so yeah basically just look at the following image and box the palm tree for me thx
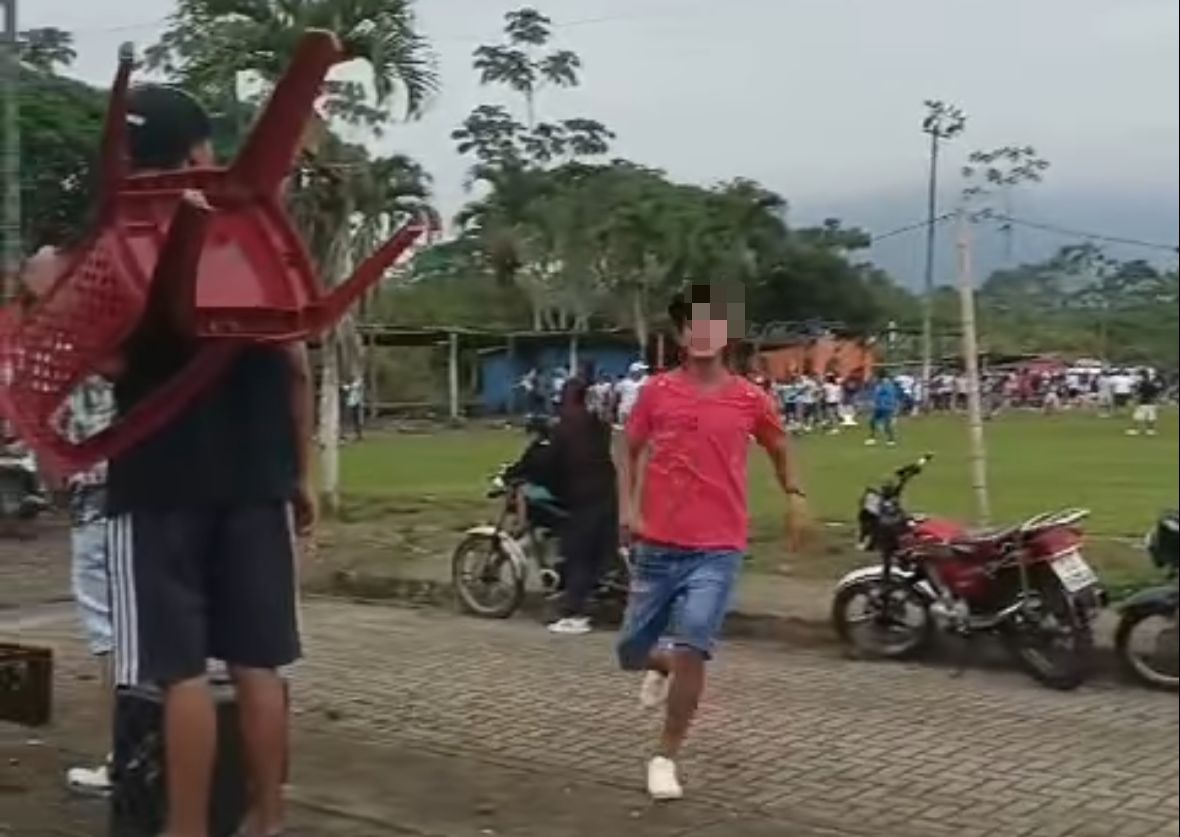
[147,0,439,513]
[147,0,438,128]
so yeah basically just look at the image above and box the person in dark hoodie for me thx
[545,378,618,635]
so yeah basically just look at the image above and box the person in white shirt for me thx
[1110,371,1134,411]
[796,375,818,431]
[614,362,648,428]
[954,374,969,411]
[1096,373,1114,417]
[342,376,365,440]
[821,375,843,433]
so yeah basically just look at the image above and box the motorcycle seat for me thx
[950,526,1018,552]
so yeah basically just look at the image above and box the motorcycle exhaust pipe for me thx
[538,568,560,592]
[968,600,1027,631]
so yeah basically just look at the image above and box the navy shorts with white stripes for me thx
[108,502,301,686]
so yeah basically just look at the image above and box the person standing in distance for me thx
[616,285,813,801]
[613,361,649,429]
[20,252,117,795]
[104,85,315,837]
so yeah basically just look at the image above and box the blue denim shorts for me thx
[616,542,742,669]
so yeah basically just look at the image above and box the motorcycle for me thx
[832,454,1104,690]
[1114,511,1178,690]
[451,464,630,619]
[0,436,49,530]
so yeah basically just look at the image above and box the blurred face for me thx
[685,303,730,359]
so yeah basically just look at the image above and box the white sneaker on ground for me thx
[646,756,683,801]
[638,670,670,709]
[66,760,112,797]
[1126,429,1140,436]
[886,440,897,447]
[864,438,877,446]
[547,616,591,635]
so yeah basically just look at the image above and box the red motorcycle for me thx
[832,454,1104,689]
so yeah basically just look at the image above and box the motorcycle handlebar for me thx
[884,452,935,497]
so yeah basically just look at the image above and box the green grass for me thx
[336,410,1177,585]
[342,411,1177,534]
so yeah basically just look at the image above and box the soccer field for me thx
[341,409,1178,539]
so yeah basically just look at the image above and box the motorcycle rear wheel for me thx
[1115,605,1179,691]
[451,533,525,619]
[1003,571,1093,690]
[831,576,934,659]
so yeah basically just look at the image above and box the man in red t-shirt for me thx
[618,286,813,800]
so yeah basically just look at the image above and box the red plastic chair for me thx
[0,31,428,476]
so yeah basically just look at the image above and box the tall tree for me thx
[0,28,103,252]
[148,0,439,514]
[19,26,76,73]
[962,144,1050,263]
[472,7,580,127]
[453,9,612,329]
[146,0,439,135]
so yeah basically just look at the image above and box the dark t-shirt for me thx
[107,341,298,513]
[550,410,617,508]
[1137,377,1162,406]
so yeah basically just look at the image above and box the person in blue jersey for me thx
[865,369,902,447]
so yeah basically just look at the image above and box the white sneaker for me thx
[864,438,877,446]
[638,670,670,709]
[1126,429,1139,436]
[886,440,897,447]
[66,760,112,797]
[646,756,683,800]
[547,616,591,635]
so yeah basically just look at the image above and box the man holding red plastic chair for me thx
[97,85,314,837]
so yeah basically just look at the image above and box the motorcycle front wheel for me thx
[1115,605,1179,691]
[451,533,525,619]
[831,576,934,659]
[1003,571,1093,690]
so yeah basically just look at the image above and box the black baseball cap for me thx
[125,84,213,170]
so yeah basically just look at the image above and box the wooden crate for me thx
[0,642,52,727]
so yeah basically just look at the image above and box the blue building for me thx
[477,333,641,414]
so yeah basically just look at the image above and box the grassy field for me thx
[335,410,1177,589]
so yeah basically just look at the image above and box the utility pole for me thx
[955,209,990,525]
[919,100,966,409]
[1,0,19,303]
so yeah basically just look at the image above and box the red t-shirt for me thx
[626,369,785,551]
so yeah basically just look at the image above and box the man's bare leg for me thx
[656,649,706,759]
[232,666,288,837]
[164,676,216,837]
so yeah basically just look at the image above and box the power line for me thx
[989,213,1177,254]
[54,16,167,35]
[870,213,954,244]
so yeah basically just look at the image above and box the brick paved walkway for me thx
[4,599,1178,837]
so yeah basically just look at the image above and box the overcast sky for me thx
[27,0,1180,280]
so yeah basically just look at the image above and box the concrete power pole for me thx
[954,209,990,525]
[1,0,19,303]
